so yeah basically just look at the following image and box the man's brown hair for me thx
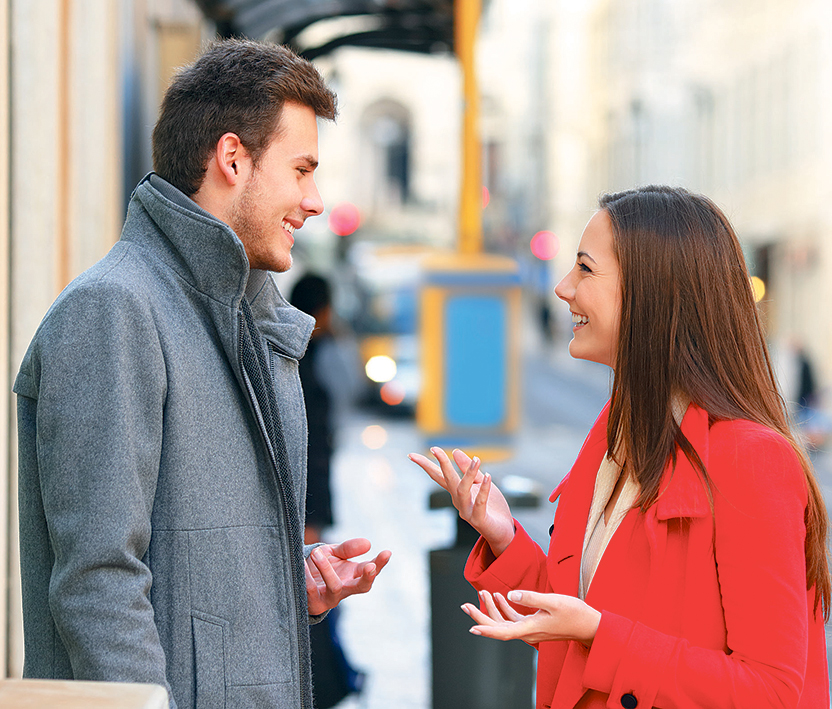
[152,39,337,196]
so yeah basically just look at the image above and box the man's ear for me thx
[214,132,251,186]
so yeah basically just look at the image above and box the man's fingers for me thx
[329,538,371,560]
[372,549,392,574]
[309,548,343,595]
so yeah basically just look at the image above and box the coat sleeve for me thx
[17,282,173,704]
[582,425,813,708]
[464,522,550,598]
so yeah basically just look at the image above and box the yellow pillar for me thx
[455,0,482,255]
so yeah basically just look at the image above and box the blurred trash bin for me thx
[428,475,541,709]
[0,679,168,708]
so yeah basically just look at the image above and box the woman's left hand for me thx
[461,590,602,646]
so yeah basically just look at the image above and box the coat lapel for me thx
[544,403,713,709]
[546,403,610,598]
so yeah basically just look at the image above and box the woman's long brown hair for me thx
[600,185,831,620]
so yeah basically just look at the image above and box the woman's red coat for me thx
[465,403,829,708]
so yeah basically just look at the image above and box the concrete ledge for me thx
[0,679,167,708]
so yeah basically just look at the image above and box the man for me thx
[14,39,390,709]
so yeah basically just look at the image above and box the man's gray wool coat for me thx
[14,174,320,708]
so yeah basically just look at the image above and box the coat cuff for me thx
[583,612,676,707]
[463,521,533,593]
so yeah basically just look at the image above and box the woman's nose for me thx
[554,272,573,302]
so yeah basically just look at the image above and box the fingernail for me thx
[473,456,480,466]
[469,628,482,635]
[508,591,521,602]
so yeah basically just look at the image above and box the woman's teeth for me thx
[572,313,588,325]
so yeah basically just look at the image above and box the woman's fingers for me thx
[493,592,525,622]
[471,470,492,523]
[505,590,547,611]
[460,602,495,626]
[456,455,481,504]
[430,447,463,494]
[407,453,449,490]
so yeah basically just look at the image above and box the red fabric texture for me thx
[464,402,829,708]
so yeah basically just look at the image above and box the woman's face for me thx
[554,210,622,368]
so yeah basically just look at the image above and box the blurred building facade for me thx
[0,0,207,677]
[546,0,832,401]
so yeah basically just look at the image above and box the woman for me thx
[410,186,830,708]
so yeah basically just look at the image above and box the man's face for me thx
[229,101,323,272]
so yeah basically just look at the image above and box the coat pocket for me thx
[192,611,228,709]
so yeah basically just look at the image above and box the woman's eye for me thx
[578,262,592,273]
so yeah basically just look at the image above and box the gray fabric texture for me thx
[14,173,317,708]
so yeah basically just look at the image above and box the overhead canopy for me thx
[192,0,455,59]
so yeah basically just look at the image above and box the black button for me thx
[548,523,555,536]
[621,694,638,709]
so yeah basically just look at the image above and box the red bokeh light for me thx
[328,202,361,236]
[380,381,406,406]
[530,231,560,260]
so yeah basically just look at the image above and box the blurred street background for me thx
[1,0,832,706]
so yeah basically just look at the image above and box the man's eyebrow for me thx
[577,251,597,264]
[297,154,318,169]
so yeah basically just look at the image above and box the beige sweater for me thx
[579,400,688,599]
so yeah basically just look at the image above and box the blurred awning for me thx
[191,0,455,59]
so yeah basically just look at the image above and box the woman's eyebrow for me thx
[577,251,597,264]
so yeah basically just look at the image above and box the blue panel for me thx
[444,295,506,426]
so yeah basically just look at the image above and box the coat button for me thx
[620,693,638,708]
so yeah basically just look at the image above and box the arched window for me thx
[362,100,412,207]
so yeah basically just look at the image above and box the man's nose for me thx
[301,182,324,216]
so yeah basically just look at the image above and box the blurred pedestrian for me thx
[291,273,366,708]
[411,186,830,707]
[15,39,390,708]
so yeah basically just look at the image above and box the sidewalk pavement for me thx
[322,347,610,709]
[323,411,454,709]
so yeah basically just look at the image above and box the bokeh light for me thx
[380,380,406,406]
[365,355,397,383]
[328,202,361,236]
[361,425,388,450]
[530,230,560,260]
[751,276,766,302]
[482,186,490,208]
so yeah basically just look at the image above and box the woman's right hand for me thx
[408,447,515,557]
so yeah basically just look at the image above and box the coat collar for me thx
[655,402,711,519]
[127,173,314,360]
[549,400,712,520]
